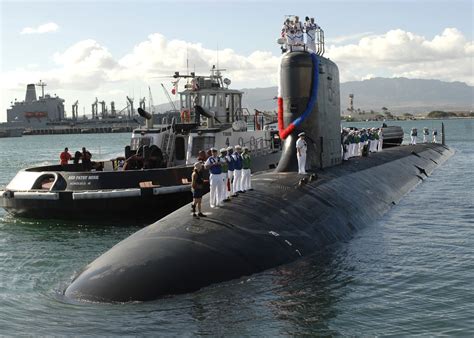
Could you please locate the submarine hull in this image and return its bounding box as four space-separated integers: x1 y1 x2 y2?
65 143 453 302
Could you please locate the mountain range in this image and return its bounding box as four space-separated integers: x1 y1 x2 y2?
155 77 474 115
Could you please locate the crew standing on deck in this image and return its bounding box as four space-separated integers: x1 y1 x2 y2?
204 148 223 208
296 132 307 174
232 145 243 194
410 128 418 145
377 127 384 151
226 146 236 197
60 147 72 166
220 148 231 202
241 147 252 191
432 129 438 143
304 17 317 52
423 127 429 143
191 162 207 217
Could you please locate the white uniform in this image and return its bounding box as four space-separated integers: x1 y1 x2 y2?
281 23 289 51
377 130 383 152
241 153 251 191
293 21 304 50
220 156 230 201
423 129 429 143
204 155 223 208
304 21 317 51
432 130 438 143
410 129 418 145
296 137 307 174
286 29 296 49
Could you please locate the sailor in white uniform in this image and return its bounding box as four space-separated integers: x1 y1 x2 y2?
432 129 438 143
293 16 304 49
232 145 243 194
285 22 296 50
377 128 384 152
296 132 308 174
241 147 252 191
280 19 291 53
410 128 418 145
304 17 317 52
423 127 429 143
204 148 223 208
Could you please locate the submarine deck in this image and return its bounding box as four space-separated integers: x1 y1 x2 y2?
65 143 453 302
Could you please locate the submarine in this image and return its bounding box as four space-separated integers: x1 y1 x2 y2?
64 39 453 302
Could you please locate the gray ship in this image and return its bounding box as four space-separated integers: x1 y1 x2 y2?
4 81 141 135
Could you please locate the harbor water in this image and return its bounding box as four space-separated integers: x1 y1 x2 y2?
0 119 472 335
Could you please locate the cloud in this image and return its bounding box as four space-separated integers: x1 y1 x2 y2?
2 28 472 98
326 32 374 44
20 22 59 34
326 28 473 84
1 33 280 94
118 33 279 86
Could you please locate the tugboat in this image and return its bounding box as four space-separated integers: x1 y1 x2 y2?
0 69 282 223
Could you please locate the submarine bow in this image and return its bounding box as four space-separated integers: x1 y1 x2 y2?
65 51 453 302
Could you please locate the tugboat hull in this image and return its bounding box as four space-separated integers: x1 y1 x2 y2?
0 151 281 223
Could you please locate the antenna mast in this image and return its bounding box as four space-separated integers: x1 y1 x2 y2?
36 80 47 98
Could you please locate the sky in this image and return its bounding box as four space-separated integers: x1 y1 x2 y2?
0 0 472 121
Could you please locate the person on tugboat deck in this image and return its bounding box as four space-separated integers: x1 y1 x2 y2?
59 147 72 166
191 162 207 217
81 147 93 171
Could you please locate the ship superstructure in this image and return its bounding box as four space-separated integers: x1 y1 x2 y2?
7 81 65 126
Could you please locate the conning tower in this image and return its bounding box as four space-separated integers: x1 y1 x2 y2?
276 51 341 172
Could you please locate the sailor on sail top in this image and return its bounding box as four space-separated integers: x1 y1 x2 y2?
293 16 304 49
296 132 308 174
304 17 317 52
204 148 223 208
241 147 252 191
232 145 244 194
432 129 438 143
220 148 231 202
226 146 236 196
285 21 296 50
280 18 291 53
410 128 418 145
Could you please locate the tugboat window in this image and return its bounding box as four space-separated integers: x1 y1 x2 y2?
191 136 215 156
175 137 185 160
131 137 152 151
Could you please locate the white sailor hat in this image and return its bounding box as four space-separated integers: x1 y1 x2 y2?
298 132 305 137
220 148 227 153
227 146 233 151
235 145 242 149
210 147 218 152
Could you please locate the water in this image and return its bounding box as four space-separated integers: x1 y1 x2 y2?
0 120 473 335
